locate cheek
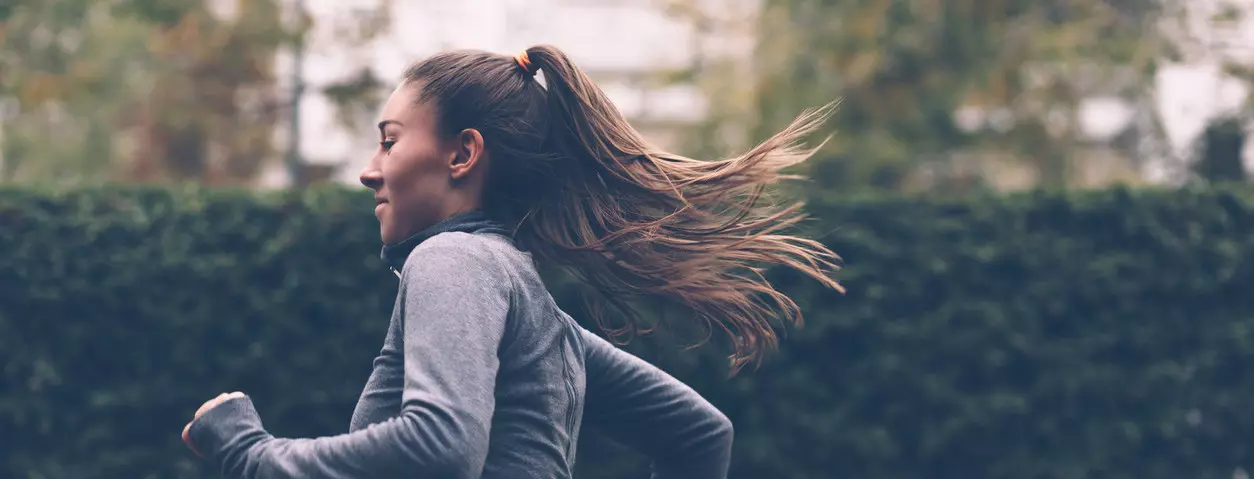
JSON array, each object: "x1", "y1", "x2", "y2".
[
  {"x1": 382, "y1": 145, "x2": 446, "y2": 210},
  {"x1": 383, "y1": 145, "x2": 435, "y2": 188}
]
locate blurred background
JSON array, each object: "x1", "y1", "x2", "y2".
[
  {"x1": 4, "y1": 1, "x2": 1254, "y2": 478},
  {"x1": 3, "y1": 0, "x2": 1251, "y2": 191}
]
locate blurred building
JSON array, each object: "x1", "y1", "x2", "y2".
[{"x1": 1152, "y1": 0, "x2": 1254, "y2": 182}]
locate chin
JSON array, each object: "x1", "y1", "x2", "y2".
[
  {"x1": 378, "y1": 212, "x2": 403, "y2": 245},
  {"x1": 379, "y1": 225, "x2": 397, "y2": 245}
]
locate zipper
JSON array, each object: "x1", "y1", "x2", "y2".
[{"x1": 560, "y1": 326, "x2": 579, "y2": 462}]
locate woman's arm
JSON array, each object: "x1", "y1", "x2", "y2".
[
  {"x1": 186, "y1": 238, "x2": 509, "y2": 479},
  {"x1": 581, "y1": 329, "x2": 734, "y2": 479}
]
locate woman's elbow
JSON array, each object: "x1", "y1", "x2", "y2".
[
  {"x1": 397, "y1": 411, "x2": 490, "y2": 478},
  {"x1": 708, "y1": 408, "x2": 734, "y2": 451},
  {"x1": 434, "y1": 429, "x2": 491, "y2": 477},
  {"x1": 436, "y1": 447, "x2": 488, "y2": 479}
]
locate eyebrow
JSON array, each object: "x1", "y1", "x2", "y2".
[{"x1": 377, "y1": 120, "x2": 403, "y2": 131}]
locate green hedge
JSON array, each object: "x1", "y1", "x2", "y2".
[{"x1": 3, "y1": 185, "x2": 1254, "y2": 479}]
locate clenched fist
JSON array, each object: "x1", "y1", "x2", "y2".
[{"x1": 182, "y1": 392, "x2": 247, "y2": 457}]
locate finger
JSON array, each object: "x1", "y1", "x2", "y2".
[
  {"x1": 182, "y1": 421, "x2": 203, "y2": 458},
  {"x1": 193, "y1": 399, "x2": 218, "y2": 419},
  {"x1": 194, "y1": 392, "x2": 246, "y2": 419},
  {"x1": 194, "y1": 398, "x2": 222, "y2": 419}
]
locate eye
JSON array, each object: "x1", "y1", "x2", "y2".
[{"x1": 379, "y1": 139, "x2": 396, "y2": 152}]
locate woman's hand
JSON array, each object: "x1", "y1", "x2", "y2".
[{"x1": 182, "y1": 391, "x2": 247, "y2": 458}]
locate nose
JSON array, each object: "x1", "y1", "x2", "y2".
[{"x1": 360, "y1": 165, "x2": 383, "y2": 191}]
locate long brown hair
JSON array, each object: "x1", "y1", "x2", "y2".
[{"x1": 404, "y1": 45, "x2": 843, "y2": 372}]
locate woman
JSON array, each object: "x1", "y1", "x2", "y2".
[{"x1": 182, "y1": 45, "x2": 842, "y2": 478}]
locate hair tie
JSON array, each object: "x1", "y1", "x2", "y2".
[{"x1": 514, "y1": 50, "x2": 537, "y2": 77}]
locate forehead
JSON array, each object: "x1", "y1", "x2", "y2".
[{"x1": 378, "y1": 83, "x2": 437, "y2": 130}]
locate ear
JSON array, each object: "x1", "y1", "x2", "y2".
[{"x1": 449, "y1": 128, "x2": 486, "y2": 181}]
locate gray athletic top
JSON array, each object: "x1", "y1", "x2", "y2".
[{"x1": 187, "y1": 211, "x2": 733, "y2": 478}]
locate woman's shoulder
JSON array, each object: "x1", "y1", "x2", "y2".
[{"x1": 401, "y1": 231, "x2": 530, "y2": 283}]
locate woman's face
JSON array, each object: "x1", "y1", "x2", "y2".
[{"x1": 359, "y1": 84, "x2": 458, "y2": 245}]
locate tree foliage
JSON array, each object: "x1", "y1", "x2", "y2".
[
  {"x1": 1192, "y1": 115, "x2": 1248, "y2": 184},
  {"x1": 0, "y1": 0, "x2": 393, "y2": 186},
  {"x1": 0, "y1": 0, "x2": 295, "y2": 184},
  {"x1": 4, "y1": 185, "x2": 1254, "y2": 478},
  {"x1": 667, "y1": 0, "x2": 1252, "y2": 195},
  {"x1": 762, "y1": 0, "x2": 1174, "y2": 193}
]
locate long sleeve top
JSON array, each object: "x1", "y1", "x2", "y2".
[{"x1": 187, "y1": 211, "x2": 732, "y2": 478}]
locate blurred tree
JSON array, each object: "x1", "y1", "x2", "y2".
[
  {"x1": 130, "y1": 0, "x2": 292, "y2": 184},
  {"x1": 1192, "y1": 114, "x2": 1248, "y2": 183},
  {"x1": 318, "y1": 1, "x2": 391, "y2": 135},
  {"x1": 1, "y1": 0, "x2": 145, "y2": 183},
  {"x1": 0, "y1": 0, "x2": 293, "y2": 185},
  {"x1": 0, "y1": 0, "x2": 392, "y2": 186},
  {"x1": 657, "y1": 0, "x2": 761, "y2": 160},
  {"x1": 662, "y1": 0, "x2": 1227, "y2": 196}
]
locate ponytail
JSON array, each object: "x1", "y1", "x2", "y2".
[{"x1": 517, "y1": 45, "x2": 843, "y2": 373}]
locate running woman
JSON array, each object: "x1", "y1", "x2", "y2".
[{"x1": 181, "y1": 45, "x2": 842, "y2": 479}]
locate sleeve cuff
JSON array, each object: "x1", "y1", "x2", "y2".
[{"x1": 188, "y1": 395, "x2": 271, "y2": 464}]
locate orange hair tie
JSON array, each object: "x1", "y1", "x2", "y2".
[{"x1": 514, "y1": 50, "x2": 537, "y2": 76}]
